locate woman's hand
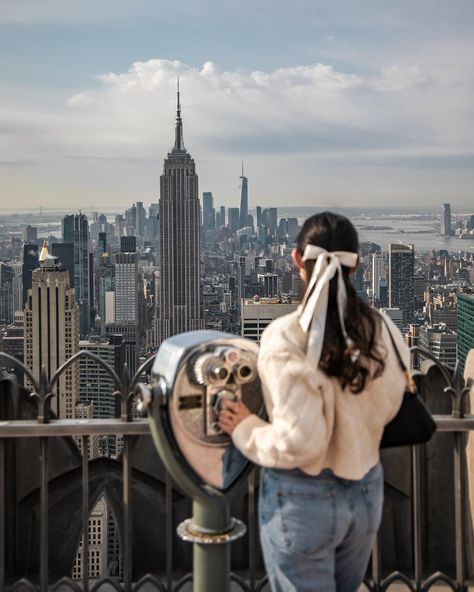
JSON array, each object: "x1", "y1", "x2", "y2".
[{"x1": 218, "y1": 399, "x2": 252, "y2": 435}]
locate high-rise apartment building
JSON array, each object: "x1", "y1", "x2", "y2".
[
  {"x1": 388, "y1": 243, "x2": 415, "y2": 325},
  {"x1": 24, "y1": 244, "x2": 79, "y2": 418},
  {"x1": 78, "y1": 336, "x2": 124, "y2": 456},
  {"x1": 239, "y1": 163, "x2": 248, "y2": 229},
  {"x1": 441, "y1": 203, "x2": 452, "y2": 237},
  {"x1": 220, "y1": 205, "x2": 226, "y2": 227},
  {"x1": 155, "y1": 83, "x2": 204, "y2": 343},
  {"x1": 457, "y1": 292, "x2": 474, "y2": 372}
]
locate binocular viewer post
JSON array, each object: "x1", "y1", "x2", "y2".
[{"x1": 137, "y1": 330, "x2": 264, "y2": 592}]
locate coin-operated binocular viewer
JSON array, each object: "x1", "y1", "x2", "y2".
[{"x1": 137, "y1": 331, "x2": 264, "y2": 592}]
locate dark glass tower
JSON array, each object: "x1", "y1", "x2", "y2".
[
  {"x1": 22, "y1": 243, "x2": 39, "y2": 307},
  {"x1": 239, "y1": 162, "x2": 248, "y2": 229},
  {"x1": 388, "y1": 243, "x2": 415, "y2": 325},
  {"x1": 155, "y1": 82, "x2": 204, "y2": 342},
  {"x1": 73, "y1": 213, "x2": 91, "y2": 336}
]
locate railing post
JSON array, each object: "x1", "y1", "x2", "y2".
[
  {"x1": 453, "y1": 431, "x2": 467, "y2": 591},
  {"x1": 39, "y1": 437, "x2": 49, "y2": 592},
  {"x1": 411, "y1": 445, "x2": 423, "y2": 590}
]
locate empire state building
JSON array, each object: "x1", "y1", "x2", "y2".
[{"x1": 155, "y1": 84, "x2": 204, "y2": 342}]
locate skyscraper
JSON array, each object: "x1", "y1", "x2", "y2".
[
  {"x1": 155, "y1": 82, "x2": 204, "y2": 342},
  {"x1": 388, "y1": 243, "x2": 415, "y2": 325},
  {"x1": 202, "y1": 192, "x2": 215, "y2": 231},
  {"x1": 0, "y1": 263, "x2": 14, "y2": 325},
  {"x1": 239, "y1": 163, "x2": 248, "y2": 229},
  {"x1": 63, "y1": 213, "x2": 91, "y2": 335},
  {"x1": 457, "y1": 292, "x2": 474, "y2": 372},
  {"x1": 22, "y1": 242, "x2": 38, "y2": 308},
  {"x1": 441, "y1": 203, "x2": 452, "y2": 237},
  {"x1": 51, "y1": 243, "x2": 75, "y2": 288},
  {"x1": 24, "y1": 244, "x2": 79, "y2": 418},
  {"x1": 371, "y1": 253, "x2": 385, "y2": 301},
  {"x1": 115, "y1": 252, "x2": 138, "y2": 324},
  {"x1": 228, "y1": 208, "x2": 240, "y2": 232}
]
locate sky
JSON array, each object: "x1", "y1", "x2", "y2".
[{"x1": 1, "y1": 0, "x2": 474, "y2": 210}]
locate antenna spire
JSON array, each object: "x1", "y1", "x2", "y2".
[{"x1": 173, "y1": 76, "x2": 184, "y2": 152}]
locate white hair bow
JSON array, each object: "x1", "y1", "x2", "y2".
[{"x1": 298, "y1": 245, "x2": 359, "y2": 363}]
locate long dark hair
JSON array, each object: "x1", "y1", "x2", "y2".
[{"x1": 296, "y1": 211, "x2": 385, "y2": 394}]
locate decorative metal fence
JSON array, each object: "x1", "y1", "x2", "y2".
[{"x1": 0, "y1": 348, "x2": 473, "y2": 591}]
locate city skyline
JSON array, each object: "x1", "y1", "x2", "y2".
[{"x1": 1, "y1": 1, "x2": 474, "y2": 208}]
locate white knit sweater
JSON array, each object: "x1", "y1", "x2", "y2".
[{"x1": 232, "y1": 309, "x2": 410, "y2": 480}]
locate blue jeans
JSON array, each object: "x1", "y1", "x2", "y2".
[{"x1": 259, "y1": 463, "x2": 383, "y2": 592}]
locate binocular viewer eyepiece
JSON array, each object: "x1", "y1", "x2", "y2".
[
  {"x1": 144, "y1": 331, "x2": 264, "y2": 492},
  {"x1": 190, "y1": 347, "x2": 257, "y2": 388}
]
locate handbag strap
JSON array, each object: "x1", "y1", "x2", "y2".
[{"x1": 378, "y1": 313, "x2": 417, "y2": 394}]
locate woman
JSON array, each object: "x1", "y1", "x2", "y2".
[{"x1": 218, "y1": 211, "x2": 410, "y2": 592}]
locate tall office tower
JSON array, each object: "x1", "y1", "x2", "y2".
[
  {"x1": 0, "y1": 263, "x2": 14, "y2": 324},
  {"x1": 241, "y1": 297, "x2": 299, "y2": 342},
  {"x1": 419, "y1": 325, "x2": 457, "y2": 368},
  {"x1": 269, "y1": 208, "x2": 278, "y2": 232},
  {"x1": 147, "y1": 203, "x2": 159, "y2": 244},
  {"x1": 98, "y1": 232, "x2": 107, "y2": 255},
  {"x1": 441, "y1": 203, "x2": 452, "y2": 237},
  {"x1": 228, "y1": 208, "x2": 240, "y2": 232},
  {"x1": 202, "y1": 192, "x2": 215, "y2": 230},
  {"x1": 457, "y1": 292, "x2": 474, "y2": 372},
  {"x1": 136, "y1": 201, "x2": 146, "y2": 237},
  {"x1": 125, "y1": 204, "x2": 137, "y2": 237},
  {"x1": 220, "y1": 205, "x2": 226, "y2": 227},
  {"x1": 23, "y1": 225, "x2": 38, "y2": 244},
  {"x1": 388, "y1": 243, "x2": 415, "y2": 325},
  {"x1": 115, "y1": 252, "x2": 138, "y2": 324},
  {"x1": 155, "y1": 83, "x2": 204, "y2": 343},
  {"x1": 51, "y1": 243, "x2": 75, "y2": 288},
  {"x1": 11, "y1": 262, "x2": 23, "y2": 316},
  {"x1": 114, "y1": 215, "x2": 124, "y2": 239},
  {"x1": 62, "y1": 214, "x2": 75, "y2": 243},
  {"x1": 371, "y1": 253, "x2": 385, "y2": 300},
  {"x1": 256, "y1": 206, "x2": 262, "y2": 228},
  {"x1": 22, "y1": 243, "x2": 38, "y2": 307},
  {"x1": 120, "y1": 235, "x2": 136, "y2": 253},
  {"x1": 72, "y1": 213, "x2": 91, "y2": 336},
  {"x1": 239, "y1": 163, "x2": 248, "y2": 229},
  {"x1": 97, "y1": 254, "x2": 115, "y2": 335},
  {"x1": 24, "y1": 244, "x2": 79, "y2": 418}
]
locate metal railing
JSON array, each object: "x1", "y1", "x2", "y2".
[{"x1": 0, "y1": 348, "x2": 473, "y2": 591}]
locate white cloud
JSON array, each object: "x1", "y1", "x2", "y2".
[{"x1": 1, "y1": 58, "x2": 474, "y2": 207}]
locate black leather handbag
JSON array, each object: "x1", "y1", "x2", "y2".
[{"x1": 379, "y1": 317, "x2": 437, "y2": 449}]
